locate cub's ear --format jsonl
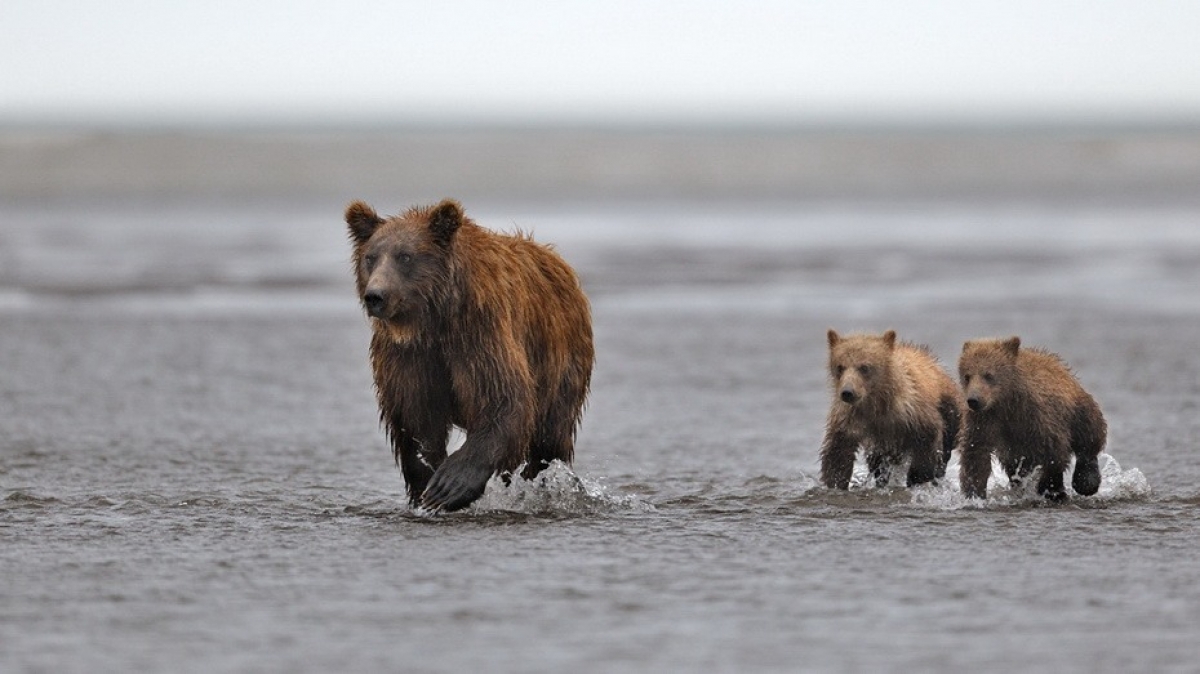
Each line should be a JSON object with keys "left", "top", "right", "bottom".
{"left": 429, "top": 199, "right": 464, "bottom": 247}
{"left": 1002, "top": 336, "right": 1021, "bottom": 357}
{"left": 827, "top": 329, "right": 841, "bottom": 349}
{"left": 882, "top": 329, "right": 897, "bottom": 350}
{"left": 345, "top": 201, "right": 384, "bottom": 245}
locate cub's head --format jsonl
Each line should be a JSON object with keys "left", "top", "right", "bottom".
{"left": 345, "top": 199, "right": 464, "bottom": 339}
{"left": 827, "top": 329, "right": 897, "bottom": 407}
{"left": 958, "top": 336, "right": 1021, "bottom": 412}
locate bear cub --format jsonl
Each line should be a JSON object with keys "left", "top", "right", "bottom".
{"left": 346, "top": 199, "right": 594, "bottom": 512}
{"left": 958, "top": 337, "right": 1106, "bottom": 500}
{"left": 821, "top": 330, "right": 963, "bottom": 490}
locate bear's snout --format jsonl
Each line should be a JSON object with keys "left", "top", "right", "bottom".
{"left": 840, "top": 388, "right": 859, "bottom": 404}
{"left": 966, "top": 396, "right": 982, "bottom": 411}
{"left": 363, "top": 290, "right": 387, "bottom": 317}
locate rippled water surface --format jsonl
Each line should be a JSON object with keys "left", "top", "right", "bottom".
{"left": 3, "top": 198, "right": 1200, "bottom": 672}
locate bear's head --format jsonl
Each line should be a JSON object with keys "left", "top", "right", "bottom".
{"left": 345, "top": 198, "right": 465, "bottom": 341}
{"left": 958, "top": 336, "right": 1021, "bottom": 412}
{"left": 827, "top": 329, "right": 897, "bottom": 409}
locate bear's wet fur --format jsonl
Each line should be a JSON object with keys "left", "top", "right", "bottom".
{"left": 820, "top": 329, "right": 964, "bottom": 490}
{"left": 346, "top": 199, "right": 594, "bottom": 512}
{"left": 958, "top": 336, "right": 1106, "bottom": 500}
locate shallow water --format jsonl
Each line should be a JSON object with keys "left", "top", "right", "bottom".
{"left": 3, "top": 198, "right": 1200, "bottom": 672}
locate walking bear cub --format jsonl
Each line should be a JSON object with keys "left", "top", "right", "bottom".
{"left": 346, "top": 199, "right": 594, "bottom": 512}
{"left": 958, "top": 337, "right": 1106, "bottom": 500}
{"left": 820, "top": 330, "right": 963, "bottom": 490}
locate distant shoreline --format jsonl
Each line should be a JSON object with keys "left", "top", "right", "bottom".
{"left": 3, "top": 125, "right": 1199, "bottom": 203}
{"left": 5, "top": 116, "right": 1200, "bottom": 134}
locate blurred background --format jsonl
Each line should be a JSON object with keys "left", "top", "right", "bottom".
{"left": 3, "top": 0, "right": 1200, "bottom": 203}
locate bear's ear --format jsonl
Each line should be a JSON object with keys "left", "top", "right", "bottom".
{"left": 1002, "top": 336, "right": 1021, "bottom": 357}
{"left": 429, "top": 199, "right": 464, "bottom": 247}
{"left": 882, "top": 329, "right": 897, "bottom": 350}
{"left": 345, "top": 201, "right": 384, "bottom": 245}
{"left": 827, "top": 329, "right": 841, "bottom": 349}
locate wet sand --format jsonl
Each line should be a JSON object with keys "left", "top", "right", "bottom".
{"left": 4, "top": 125, "right": 1200, "bottom": 203}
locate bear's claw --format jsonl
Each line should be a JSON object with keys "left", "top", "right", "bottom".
{"left": 420, "top": 457, "right": 494, "bottom": 512}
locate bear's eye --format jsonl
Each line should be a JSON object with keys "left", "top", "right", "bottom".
{"left": 834, "top": 365, "right": 846, "bottom": 377}
{"left": 982, "top": 373, "right": 995, "bottom": 384}
{"left": 962, "top": 374, "right": 971, "bottom": 385}
{"left": 395, "top": 252, "right": 413, "bottom": 264}
{"left": 857, "top": 365, "right": 873, "bottom": 376}
{"left": 364, "top": 253, "right": 379, "bottom": 267}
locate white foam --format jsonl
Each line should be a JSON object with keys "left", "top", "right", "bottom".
{"left": 465, "top": 461, "right": 655, "bottom": 515}
{"left": 846, "top": 451, "right": 1150, "bottom": 509}
{"left": 1094, "top": 453, "right": 1151, "bottom": 500}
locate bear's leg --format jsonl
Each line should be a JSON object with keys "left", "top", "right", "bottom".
{"left": 521, "top": 388, "right": 583, "bottom": 481}
{"left": 422, "top": 434, "right": 509, "bottom": 512}
{"left": 381, "top": 402, "right": 448, "bottom": 503}
{"left": 1071, "top": 454, "right": 1101, "bottom": 497}
{"left": 905, "top": 428, "right": 941, "bottom": 488}
{"left": 1069, "top": 400, "right": 1107, "bottom": 496}
{"left": 820, "top": 430, "right": 858, "bottom": 490}
{"left": 422, "top": 400, "right": 533, "bottom": 513}
{"left": 521, "top": 437, "right": 573, "bottom": 481}
{"left": 866, "top": 449, "right": 892, "bottom": 487}
{"left": 1002, "top": 455, "right": 1032, "bottom": 489}
{"left": 937, "top": 396, "right": 962, "bottom": 479}
{"left": 959, "top": 441, "right": 993, "bottom": 499}
{"left": 389, "top": 420, "right": 449, "bottom": 508}
{"left": 374, "top": 339, "right": 455, "bottom": 508}
{"left": 399, "top": 436, "right": 446, "bottom": 507}
{"left": 1036, "top": 460, "right": 1067, "bottom": 502}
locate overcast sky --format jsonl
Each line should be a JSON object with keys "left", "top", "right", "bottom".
{"left": 3, "top": 0, "right": 1199, "bottom": 126}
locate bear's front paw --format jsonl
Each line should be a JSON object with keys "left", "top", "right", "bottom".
{"left": 420, "top": 455, "right": 495, "bottom": 512}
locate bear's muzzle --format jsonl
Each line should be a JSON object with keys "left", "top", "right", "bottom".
{"left": 363, "top": 290, "right": 387, "bottom": 318}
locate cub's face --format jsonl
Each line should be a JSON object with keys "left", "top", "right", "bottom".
{"left": 959, "top": 336, "right": 1020, "bottom": 412}
{"left": 345, "top": 199, "right": 464, "bottom": 338}
{"left": 827, "top": 329, "right": 896, "bottom": 407}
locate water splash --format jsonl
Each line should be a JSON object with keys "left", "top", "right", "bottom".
{"left": 463, "top": 461, "right": 654, "bottom": 515}
{"left": 1094, "top": 453, "right": 1150, "bottom": 500}
{"left": 846, "top": 457, "right": 913, "bottom": 490}
{"left": 908, "top": 451, "right": 1149, "bottom": 509}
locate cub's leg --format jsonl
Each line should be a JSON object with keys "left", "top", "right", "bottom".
{"left": 821, "top": 430, "right": 859, "bottom": 490}
{"left": 1069, "top": 399, "right": 1107, "bottom": 496}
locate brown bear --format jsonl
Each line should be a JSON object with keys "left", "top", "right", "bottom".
{"left": 820, "top": 330, "right": 963, "bottom": 490}
{"left": 958, "top": 337, "right": 1106, "bottom": 500}
{"left": 345, "top": 199, "right": 594, "bottom": 512}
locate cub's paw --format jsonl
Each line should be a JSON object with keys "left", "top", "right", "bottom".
{"left": 1042, "top": 488, "right": 1068, "bottom": 503}
{"left": 420, "top": 455, "right": 495, "bottom": 512}
{"left": 906, "top": 465, "right": 937, "bottom": 488}
{"left": 1072, "top": 456, "right": 1102, "bottom": 496}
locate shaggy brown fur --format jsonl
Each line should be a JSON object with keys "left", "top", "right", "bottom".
{"left": 346, "top": 199, "right": 594, "bottom": 511}
{"left": 820, "top": 330, "right": 963, "bottom": 490}
{"left": 958, "top": 337, "right": 1106, "bottom": 500}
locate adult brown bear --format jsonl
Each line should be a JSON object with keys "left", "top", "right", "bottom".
{"left": 345, "top": 199, "right": 594, "bottom": 512}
